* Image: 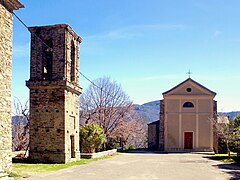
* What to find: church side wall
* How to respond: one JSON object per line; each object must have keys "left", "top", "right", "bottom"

{"left": 159, "top": 100, "right": 164, "bottom": 150}
{"left": 0, "top": 3, "right": 13, "bottom": 172}
{"left": 148, "top": 124, "right": 157, "bottom": 149}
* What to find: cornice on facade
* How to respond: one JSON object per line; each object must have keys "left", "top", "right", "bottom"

{"left": 0, "top": 0, "right": 24, "bottom": 11}
{"left": 29, "top": 24, "right": 83, "bottom": 43}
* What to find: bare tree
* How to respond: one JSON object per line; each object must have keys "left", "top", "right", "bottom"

{"left": 80, "top": 77, "right": 148, "bottom": 149}
{"left": 113, "top": 109, "right": 148, "bottom": 149}
{"left": 12, "top": 98, "right": 29, "bottom": 154}
{"left": 80, "top": 77, "right": 132, "bottom": 138}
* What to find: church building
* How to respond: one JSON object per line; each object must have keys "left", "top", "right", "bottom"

{"left": 148, "top": 78, "right": 217, "bottom": 152}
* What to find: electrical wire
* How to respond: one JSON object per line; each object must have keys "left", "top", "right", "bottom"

{"left": 12, "top": 12, "right": 114, "bottom": 96}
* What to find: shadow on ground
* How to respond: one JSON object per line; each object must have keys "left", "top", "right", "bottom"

{"left": 204, "top": 156, "right": 240, "bottom": 180}
{"left": 213, "top": 163, "right": 240, "bottom": 180}
{"left": 120, "top": 148, "right": 214, "bottom": 155}
{"left": 12, "top": 157, "right": 58, "bottom": 164}
{"left": 120, "top": 148, "right": 167, "bottom": 154}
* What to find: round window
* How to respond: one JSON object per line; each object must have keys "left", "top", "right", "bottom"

{"left": 186, "top": 88, "right": 192, "bottom": 92}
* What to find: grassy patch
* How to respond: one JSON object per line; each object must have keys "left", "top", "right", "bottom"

{"left": 11, "top": 155, "right": 115, "bottom": 179}
{"left": 210, "top": 153, "right": 239, "bottom": 164}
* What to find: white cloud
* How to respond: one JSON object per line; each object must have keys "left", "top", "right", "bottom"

{"left": 12, "top": 43, "right": 30, "bottom": 57}
{"left": 84, "top": 23, "right": 186, "bottom": 40}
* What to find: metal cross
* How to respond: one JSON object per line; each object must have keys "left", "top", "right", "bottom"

{"left": 187, "top": 70, "right": 192, "bottom": 78}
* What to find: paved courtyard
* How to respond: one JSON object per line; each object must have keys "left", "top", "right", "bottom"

{"left": 25, "top": 152, "right": 240, "bottom": 180}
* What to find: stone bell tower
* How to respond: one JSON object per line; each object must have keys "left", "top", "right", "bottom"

{"left": 26, "top": 24, "right": 82, "bottom": 163}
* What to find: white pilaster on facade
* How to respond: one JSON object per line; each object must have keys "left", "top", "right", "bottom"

{"left": 196, "top": 99, "right": 199, "bottom": 148}
{"left": 179, "top": 99, "right": 182, "bottom": 148}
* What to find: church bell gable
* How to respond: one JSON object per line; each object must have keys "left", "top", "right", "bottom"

{"left": 163, "top": 78, "right": 216, "bottom": 97}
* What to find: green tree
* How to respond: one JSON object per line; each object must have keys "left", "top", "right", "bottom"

{"left": 80, "top": 124, "right": 107, "bottom": 153}
{"left": 233, "top": 115, "right": 240, "bottom": 157}
{"left": 212, "top": 116, "right": 234, "bottom": 158}
{"left": 213, "top": 115, "right": 240, "bottom": 158}
{"left": 233, "top": 115, "right": 240, "bottom": 128}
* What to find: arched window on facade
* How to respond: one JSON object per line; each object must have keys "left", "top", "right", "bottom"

{"left": 183, "top": 102, "right": 194, "bottom": 108}
{"left": 70, "top": 40, "right": 75, "bottom": 82}
{"left": 43, "top": 39, "right": 53, "bottom": 80}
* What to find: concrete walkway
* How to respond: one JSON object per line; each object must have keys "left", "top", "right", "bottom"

{"left": 24, "top": 152, "right": 240, "bottom": 180}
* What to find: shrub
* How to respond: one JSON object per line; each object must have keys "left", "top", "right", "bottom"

{"left": 80, "top": 124, "right": 107, "bottom": 153}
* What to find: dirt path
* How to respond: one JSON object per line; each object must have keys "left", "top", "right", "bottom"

{"left": 23, "top": 152, "right": 240, "bottom": 180}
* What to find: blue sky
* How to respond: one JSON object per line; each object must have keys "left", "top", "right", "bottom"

{"left": 12, "top": 0, "right": 240, "bottom": 112}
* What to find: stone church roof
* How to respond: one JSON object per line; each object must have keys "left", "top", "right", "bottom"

{"left": 162, "top": 78, "right": 216, "bottom": 96}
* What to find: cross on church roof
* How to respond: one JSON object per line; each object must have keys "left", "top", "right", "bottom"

{"left": 186, "top": 70, "right": 192, "bottom": 78}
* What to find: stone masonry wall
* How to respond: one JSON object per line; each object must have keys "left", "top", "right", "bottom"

{"left": 0, "top": 3, "right": 13, "bottom": 172}
{"left": 64, "top": 29, "right": 81, "bottom": 162}
{"left": 28, "top": 88, "right": 66, "bottom": 162}
{"left": 64, "top": 89, "right": 80, "bottom": 162}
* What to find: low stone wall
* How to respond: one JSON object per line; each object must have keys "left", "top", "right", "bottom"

{"left": 81, "top": 149, "right": 117, "bottom": 159}
{"left": 12, "top": 151, "right": 29, "bottom": 158}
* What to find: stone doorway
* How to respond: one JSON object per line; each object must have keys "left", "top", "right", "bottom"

{"left": 70, "top": 135, "right": 75, "bottom": 158}
{"left": 184, "top": 132, "right": 193, "bottom": 149}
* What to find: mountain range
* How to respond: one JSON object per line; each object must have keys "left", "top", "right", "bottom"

{"left": 132, "top": 100, "right": 160, "bottom": 123}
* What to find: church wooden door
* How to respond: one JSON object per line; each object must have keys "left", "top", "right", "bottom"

{"left": 184, "top": 132, "right": 193, "bottom": 149}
